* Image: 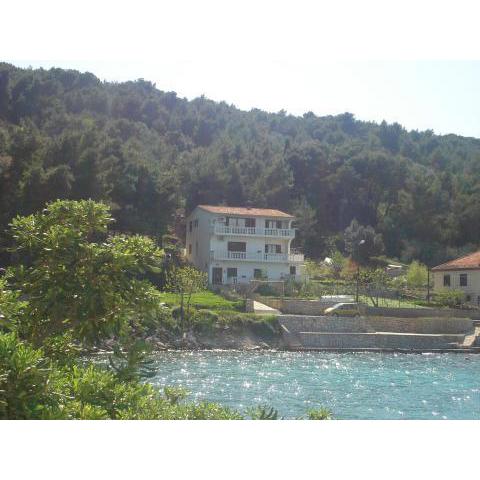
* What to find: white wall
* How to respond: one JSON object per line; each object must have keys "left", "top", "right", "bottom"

{"left": 210, "top": 234, "right": 290, "bottom": 257}
{"left": 185, "top": 207, "right": 212, "bottom": 273}
{"left": 208, "top": 261, "right": 300, "bottom": 284}
{"left": 433, "top": 269, "right": 480, "bottom": 304}
{"left": 185, "top": 207, "right": 303, "bottom": 284}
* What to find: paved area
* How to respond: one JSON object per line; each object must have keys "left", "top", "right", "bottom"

{"left": 253, "top": 300, "right": 281, "bottom": 315}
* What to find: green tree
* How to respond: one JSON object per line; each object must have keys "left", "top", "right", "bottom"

{"left": 406, "top": 261, "right": 428, "bottom": 288}
{"left": 166, "top": 265, "right": 208, "bottom": 328}
{"left": 344, "top": 219, "right": 384, "bottom": 265}
{"left": 359, "top": 268, "right": 391, "bottom": 307}
{"left": 7, "top": 199, "right": 164, "bottom": 346}
{"left": 330, "top": 250, "right": 347, "bottom": 279}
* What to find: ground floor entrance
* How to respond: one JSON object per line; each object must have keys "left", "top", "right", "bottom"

{"left": 212, "top": 267, "right": 223, "bottom": 285}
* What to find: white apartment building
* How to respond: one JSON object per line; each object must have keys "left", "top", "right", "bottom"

{"left": 185, "top": 205, "right": 304, "bottom": 285}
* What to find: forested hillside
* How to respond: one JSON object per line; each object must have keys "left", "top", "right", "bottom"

{"left": 1, "top": 62, "right": 480, "bottom": 265}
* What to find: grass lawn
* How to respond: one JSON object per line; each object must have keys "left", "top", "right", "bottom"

{"left": 359, "top": 295, "right": 427, "bottom": 309}
{"left": 159, "top": 290, "right": 244, "bottom": 311}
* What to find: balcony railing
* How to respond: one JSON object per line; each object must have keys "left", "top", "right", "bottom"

{"left": 213, "top": 225, "right": 295, "bottom": 237}
{"left": 210, "top": 251, "right": 304, "bottom": 263}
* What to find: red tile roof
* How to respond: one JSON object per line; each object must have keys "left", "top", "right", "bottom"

{"left": 432, "top": 251, "right": 480, "bottom": 271}
{"left": 197, "top": 205, "right": 293, "bottom": 218}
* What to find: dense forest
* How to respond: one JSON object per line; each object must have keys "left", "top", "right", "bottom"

{"left": 1, "top": 62, "right": 480, "bottom": 266}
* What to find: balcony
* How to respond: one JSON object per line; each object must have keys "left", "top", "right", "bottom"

{"left": 213, "top": 225, "right": 295, "bottom": 238}
{"left": 210, "top": 251, "right": 304, "bottom": 263}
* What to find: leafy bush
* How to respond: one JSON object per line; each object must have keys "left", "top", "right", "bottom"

{"left": 7, "top": 199, "right": 165, "bottom": 346}
{"left": 406, "top": 261, "right": 428, "bottom": 288}
{"left": 0, "top": 333, "right": 51, "bottom": 419}
{"left": 193, "top": 309, "right": 220, "bottom": 331}
{"left": 255, "top": 283, "right": 281, "bottom": 297}
{"left": 434, "top": 290, "right": 465, "bottom": 308}
{"left": 246, "top": 405, "right": 279, "bottom": 420}
{"left": 307, "top": 408, "right": 333, "bottom": 420}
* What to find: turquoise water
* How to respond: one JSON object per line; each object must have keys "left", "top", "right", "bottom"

{"left": 149, "top": 351, "right": 480, "bottom": 419}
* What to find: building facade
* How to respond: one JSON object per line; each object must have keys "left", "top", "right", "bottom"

{"left": 432, "top": 250, "right": 480, "bottom": 305}
{"left": 185, "top": 205, "right": 304, "bottom": 285}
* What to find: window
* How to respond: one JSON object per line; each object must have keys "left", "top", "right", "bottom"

{"left": 254, "top": 269, "right": 263, "bottom": 279}
{"left": 245, "top": 218, "right": 256, "bottom": 228}
{"left": 227, "top": 268, "right": 237, "bottom": 278}
{"left": 460, "top": 273, "right": 468, "bottom": 286}
{"left": 189, "top": 221, "right": 192, "bottom": 232}
{"left": 226, "top": 217, "right": 239, "bottom": 227}
{"left": 265, "top": 244, "right": 282, "bottom": 254}
{"left": 228, "top": 241, "right": 246, "bottom": 252}
{"left": 195, "top": 241, "right": 198, "bottom": 254}
{"left": 443, "top": 274, "right": 450, "bottom": 287}
{"left": 188, "top": 244, "right": 192, "bottom": 254}
{"left": 290, "top": 266, "right": 296, "bottom": 275}
{"left": 265, "top": 219, "right": 280, "bottom": 229}
{"left": 466, "top": 294, "right": 471, "bottom": 302}
{"left": 194, "top": 219, "right": 198, "bottom": 228}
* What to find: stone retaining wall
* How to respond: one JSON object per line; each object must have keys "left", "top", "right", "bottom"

{"left": 367, "top": 306, "right": 480, "bottom": 319}
{"left": 254, "top": 296, "right": 337, "bottom": 314}
{"left": 278, "top": 315, "right": 479, "bottom": 351}
{"left": 279, "top": 315, "right": 475, "bottom": 335}
{"left": 296, "top": 332, "right": 465, "bottom": 350}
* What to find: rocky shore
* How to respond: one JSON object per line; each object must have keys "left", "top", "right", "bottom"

{"left": 143, "top": 322, "right": 285, "bottom": 351}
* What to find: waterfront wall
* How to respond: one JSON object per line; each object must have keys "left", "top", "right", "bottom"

{"left": 278, "top": 315, "right": 479, "bottom": 351}
{"left": 279, "top": 315, "right": 475, "bottom": 335}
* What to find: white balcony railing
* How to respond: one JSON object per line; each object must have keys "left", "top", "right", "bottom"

{"left": 211, "top": 251, "right": 304, "bottom": 263}
{"left": 213, "top": 225, "right": 295, "bottom": 237}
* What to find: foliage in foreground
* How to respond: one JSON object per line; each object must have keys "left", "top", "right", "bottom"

{"left": 0, "top": 332, "right": 332, "bottom": 420}
{"left": 0, "top": 332, "right": 242, "bottom": 420}
{"left": 0, "top": 200, "right": 331, "bottom": 420}
{"left": 7, "top": 199, "right": 165, "bottom": 346}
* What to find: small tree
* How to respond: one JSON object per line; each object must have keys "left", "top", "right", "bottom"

{"left": 344, "top": 219, "right": 384, "bottom": 265}
{"left": 359, "top": 268, "right": 391, "bottom": 307}
{"left": 330, "top": 250, "right": 347, "bottom": 279}
{"left": 406, "top": 261, "right": 428, "bottom": 288}
{"left": 7, "top": 199, "right": 164, "bottom": 346}
{"left": 166, "top": 266, "right": 207, "bottom": 328}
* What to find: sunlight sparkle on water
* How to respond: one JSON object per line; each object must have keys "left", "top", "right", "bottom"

{"left": 148, "top": 351, "right": 480, "bottom": 419}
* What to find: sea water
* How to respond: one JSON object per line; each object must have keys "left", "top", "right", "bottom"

{"left": 148, "top": 350, "right": 480, "bottom": 419}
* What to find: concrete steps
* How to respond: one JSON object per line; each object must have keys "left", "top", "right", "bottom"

{"left": 252, "top": 300, "right": 281, "bottom": 316}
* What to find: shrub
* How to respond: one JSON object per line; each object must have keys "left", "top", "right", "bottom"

{"left": 193, "top": 309, "right": 219, "bottom": 331}
{"left": 0, "top": 333, "right": 51, "bottom": 419}
{"left": 307, "top": 408, "right": 333, "bottom": 420}
{"left": 255, "top": 283, "right": 281, "bottom": 297}
{"left": 434, "top": 290, "right": 465, "bottom": 308}
{"left": 406, "top": 261, "right": 428, "bottom": 288}
{"left": 246, "top": 405, "right": 279, "bottom": 420}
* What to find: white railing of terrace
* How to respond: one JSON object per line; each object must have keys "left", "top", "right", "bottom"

{"left": 213, "top": 225, "right": 295, "bottom": 237}
{"left": 211, "top": 251, "right": 304, "bottom": 263}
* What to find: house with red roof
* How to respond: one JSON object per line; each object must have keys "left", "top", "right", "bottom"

{"left": 432, "top": 251, "right": 480, "bottom": 304}
{"left": 185, "top": 205, "right": 304, "bottom": 285}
